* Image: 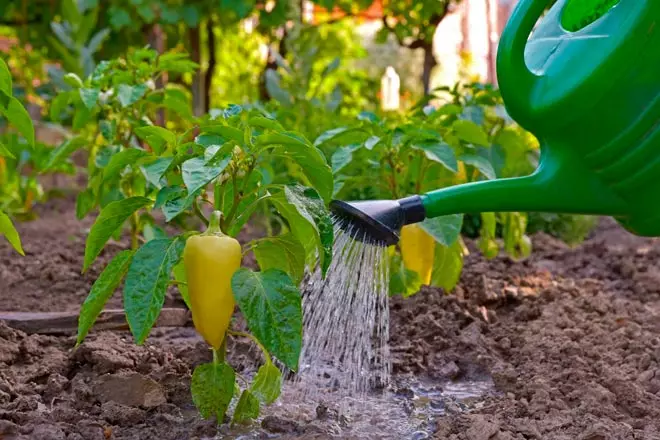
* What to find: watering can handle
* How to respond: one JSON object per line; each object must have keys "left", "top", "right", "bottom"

{"left": 496, "top": 0, "right": 550, "bottom": 127}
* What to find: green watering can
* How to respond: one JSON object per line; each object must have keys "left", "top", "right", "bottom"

{"left": 331, "top": 0, "right": 660, "bottom": 246}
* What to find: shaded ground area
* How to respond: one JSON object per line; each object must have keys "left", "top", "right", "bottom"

{"left": 1, "top": 195, "right": 660, "bottom": 439}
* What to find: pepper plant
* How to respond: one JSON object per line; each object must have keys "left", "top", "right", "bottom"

{"left": 62, "top": 48, "right": 333, "bottom": 425}
{"left": 0, "top": 57, "right": 37, "bottom": 255}
{"left": 315, "top": 82, "right": 537, "bottom": 297}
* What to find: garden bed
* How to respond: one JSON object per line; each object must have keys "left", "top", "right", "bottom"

{"left": 1, "top": 195, "right": 660, "bottom": 439}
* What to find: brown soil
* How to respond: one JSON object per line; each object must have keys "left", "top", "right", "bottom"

{"left": 2, "top": 196, "right": 660, "bottom": 439}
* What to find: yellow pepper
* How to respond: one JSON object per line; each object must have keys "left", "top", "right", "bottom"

{"left": 400, "top": 224, "right": 435, "bottom": 285}
{"left": 183, "top": 211, "right": 242, "bottom": 350}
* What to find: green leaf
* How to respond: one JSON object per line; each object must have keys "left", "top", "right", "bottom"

{"left": 253, "top": 234, "right": 306, "bottom": 285}
{"left": 0, "top": 95, "right": 35, "bottom": 147}
{"left": 452, "top": 120, "right": 490, "bottom": 147}
{"left": 271, "top": 185, "right": 333, "bottom": 276}
{"left": 191, "top": 362, "right": 235, "bottom": 422}
{"left": 172, "top": 260, "right": 190, "bottom": 308}
{"left": 83, "top": 197, "right": 152, "bottom": 272}
{"left": 365, "top": 135, "right": 380, "bottom": 150}
{"left": 99, "top": 119, "right": 117, "bottom": 141}
{"left": 50, "top": 92, "right": 71, "bottom": 121}
{"left": 231, "top": 269, "right": 303, "bottom": 371}
{"left": 77, "top": 250, "right": 134, "bottom": 345}
{"left": 182, "top": 155, "right": 231, "bottom": 196}
{"left": 117, "top": 84, "right": 148, "bottom": 107}
{"left": 195, "top": 133, "right": 226, "bottom": 149}
{"left": 0, "top": 58, "right": 11, "bottom": 97}
{"left": 76, "top": 188, "right": 96, "bottom": 220}
{"left": 260, "top": 133, "right": 333, "bottom": 202}
{"left": 135, "top": 126, "right": 176, "bottom": 147}
{"left": 0, "top": 141, "right": 14, "bottom": 159}
{"left": 250, "top": 361, "right": 282, "bottom": 405}
{"left": 232, "top": 390, "right": 260, "bottom": 425}
{"left": 331, "top": 146, "right": 354, "bottom": 174}
{"left": 154, "top": 186, "right": 192, "bottom": 222}
{"left": 141, "top": 157, "right": 174, "bottom": 188}
{"left": 45, "top": 136, "right": 86, "bottom": 171}
{"left": 104, "top": 149, "right": 148, "bottom": 181}
{"left": 0, "top": 211, "right": 24, "bottom": 256}
{"left": 63, "top": 73, "right": 84, "bottom": 88}
{"left": 389, "top": 254, "right": 421, "bottom": 298}
{"left": 123, "top": 237, "right": 185, "bottom": 344}
{"left": 419, "top": 215, "right": 463, "bottom": 247}
{"left": 430, "top": 240, "right": 464, "bottom": 292}
{"left": 72, "top": 105, "right": 92, "bottom": 130}
{"left": 248, "top": 116, "right": 284, "bottom": 132}
{"left": 460, "top": 154, "right": 496, "bottom": 180}
{"left": 313, "top": 127, "right": 349, "bottom": 147}
{"left": 202, "top": 126, "right": 244, "bottom": 145}
{"left": 412, "top": 141, "right": 458, "bottom": 172}
{"left": 79, "top": 88, "right": 100, "bottom": 109}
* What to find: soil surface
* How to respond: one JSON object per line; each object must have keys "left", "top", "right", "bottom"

{"left": 2, "top": 195, "right": 660, "bottom": 439}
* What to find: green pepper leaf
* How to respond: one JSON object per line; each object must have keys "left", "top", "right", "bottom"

{"left": 181, "top": 155, "right": 231, "bottom": 196}
{"left": 452, "top": 120, "right": 490, "bottom": 147}
{"left": 252, "top": 234, "right": 306, "bottom": 285}
{"left": 0, "top": 141, "right": 15, "bottom": 159}
{"left": 117, "top": 83, "right": 148, "bottom": 107}
{"left": 103, "top": 149, "right": 149, "bottom": 181}
{"left": 460, "top": 154, "right": 496, "bottom": 180}
{"left": 79, "top": 87, "right": 100, "bottom": 109}
{"left": 258, "top": 132, "right": 333, "bottom": 202}
{"left": 76, "top": 188, "right": 96, "bottom": 220}
{"left": 201, "top": 125, "right": 244, "bottom": 145}
{"left": 231, "top": 268, "right": 303, "bottom": 371}
{"left": 248, "top": 115, "right": 284, "bottom": 132}
{"left": 191, "top": 362, "right": 235, "bottom": 422}
{"left": 412, "top": 141, "right": 458, "bottom": 173}
{"left": 250, "top": 361, "right": 282, "bottom": 405}
{"left": 389, "top": 253, "right": 421, "bottom": 298}
{"left": 77, "top": 249, "right": 134, "bottom": 346}
{"left": 0, "top": 211, "right": 24, "bottom": 256}
{"left": 271, "top": 185, "right": 333, "bottom": 277}
{"left": 0, "top": 58, "right": 11, "bottom": 97}
{"left": 0, "top": 95, "right": 35, "bottom": 147}
{"left": 123, "top": 237, "right": 185, "bottom": 344}
{"left": 135, "top": 126, "right": 177, "bottom": 148}
{"left": 154, "top": 186, "right": 193, "bottom": 222}
{"left": 419, "top": 214, "right": 463, "bottom": 247}
{"left": 232, "top": 389, "right": 260, "bottom": 425}
{"left": 141, "top": 157, "right": 174, "bottom": 188}
{"left": 50, "top": 92, "right": 71, "bottom": 121}
{"left": 430, "top": 240, "right": 464, "bottom": 292}
{"left": 83, "top": 197, "right": 152, "bottom": 272}
{"left": 45, "top": 136, "right": 87, "bottom": 171}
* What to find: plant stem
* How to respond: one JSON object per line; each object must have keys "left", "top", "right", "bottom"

{"left": 193, "top": 198, "right": 209, "bottom": 226}
{"left": 213, "top": 337, "right": 226, "bottom": 364}
{"left": 168, "top": 280, "right": 188, "bottom": 287}
{"left": 228, "top": 329, "right": 272, "bottom": 364}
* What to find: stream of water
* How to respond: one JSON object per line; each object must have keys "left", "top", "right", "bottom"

{"left": 294, "top": 220, "right": 392, "bottom": 399}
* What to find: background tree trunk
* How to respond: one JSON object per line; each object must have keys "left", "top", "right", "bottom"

{"left": 204, "top": 20, "right": 217, "bottom": 113}
{"left": 421, "top": 44, "right": 437, "bottom": 95}
{"left": 189, "top": 26, "right": 205, "bottom": 116}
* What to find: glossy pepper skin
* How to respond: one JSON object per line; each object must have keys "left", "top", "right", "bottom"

{"left": 400, "top": 224, "right": 434, "bottom": 285}
{"left": 183, "top": 211, "right": 242, "bottom": 350}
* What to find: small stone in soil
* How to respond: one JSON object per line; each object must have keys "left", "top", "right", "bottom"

{"left": 94, "top": 372, "right": 166, "bottom": 408}
{"left": 411, "top": 431, "right": 429, "bottom": 440}
{"left": 261, "top": 416, "right": 300, "bottom": 434}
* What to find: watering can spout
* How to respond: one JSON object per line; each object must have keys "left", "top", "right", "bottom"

{"left": 330, "top": 145, "right": 629, "bottom": 246}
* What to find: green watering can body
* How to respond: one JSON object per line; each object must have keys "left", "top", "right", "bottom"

{"left": 331, "top": 0, "right": 660, "bottom": 245}
{"left": 421, "top": 0, "right": 660, "bottom": 237}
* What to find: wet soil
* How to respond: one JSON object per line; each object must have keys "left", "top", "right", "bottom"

{"left": 2, "top": 195, "right": 660, "bottom": 439}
